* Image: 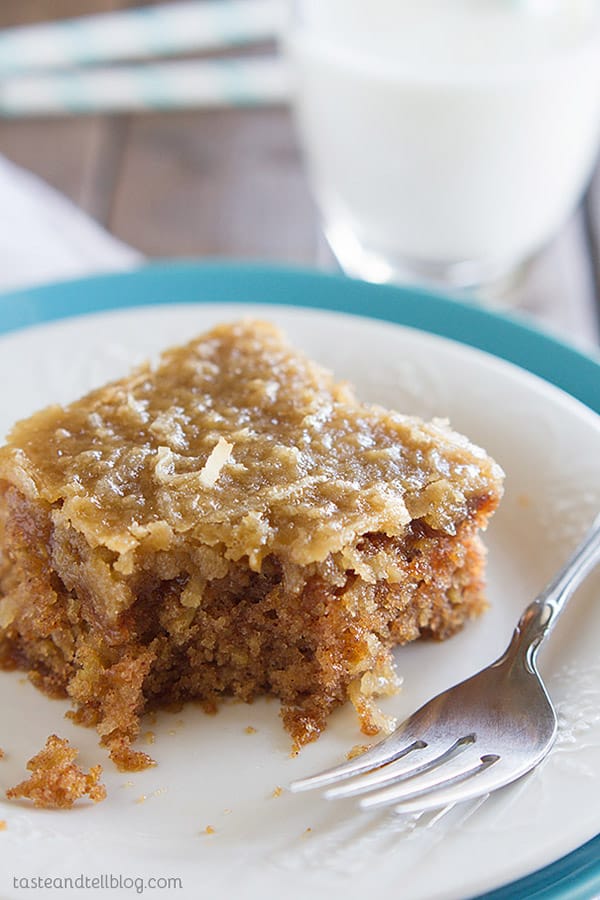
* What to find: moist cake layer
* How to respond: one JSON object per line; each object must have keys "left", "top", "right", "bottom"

{"left": 0, "top": 320, "right": 503, "bottom": 768}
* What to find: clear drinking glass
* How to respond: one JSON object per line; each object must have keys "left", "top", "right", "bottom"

{"left": 286, "top": 0, "right": 600, "bottom": 292}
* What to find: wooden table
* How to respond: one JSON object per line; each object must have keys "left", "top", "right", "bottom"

{"left": 1, "top": 0, "right": 599, "bottom": 349}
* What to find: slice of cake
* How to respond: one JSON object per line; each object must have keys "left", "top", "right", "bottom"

{"left": 0, "top": 320, "right": 503, "bottom": 769}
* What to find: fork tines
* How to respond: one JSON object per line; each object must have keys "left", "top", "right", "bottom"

{"left": 290, "top": 733, "right": 502, "bottom": 813}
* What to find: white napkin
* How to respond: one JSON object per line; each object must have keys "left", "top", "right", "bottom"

{"left": 0, "top": 154, "right": 142, "bottom": 293}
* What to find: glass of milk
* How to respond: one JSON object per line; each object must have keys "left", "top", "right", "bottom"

{"left": 287, "top": 0, "right": 600, "bottom": 291}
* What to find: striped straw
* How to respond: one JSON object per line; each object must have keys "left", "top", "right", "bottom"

{"left": 0, "top": 57, "right": 290, "bottom": 117}
{"left": 0, "top": 0, "right": 285, "bottom": 77}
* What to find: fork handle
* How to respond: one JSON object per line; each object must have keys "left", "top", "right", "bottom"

{"left": 511, "top": 512, "right": 600, "bottom": 666}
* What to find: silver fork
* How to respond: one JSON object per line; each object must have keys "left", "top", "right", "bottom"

{"left": 290, "top": 513, "right": 600, "bottom": 814}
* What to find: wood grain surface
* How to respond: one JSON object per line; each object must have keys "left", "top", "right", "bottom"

{"left": 0, "top": 1, "right": 598, "bottom": 347}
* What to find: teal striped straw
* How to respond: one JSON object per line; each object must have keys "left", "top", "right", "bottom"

{"left": 0, "top": 0, "right": 284, "bottom": 77}
{"left": 0, "top": 58, "right": 290, "bottom": 117}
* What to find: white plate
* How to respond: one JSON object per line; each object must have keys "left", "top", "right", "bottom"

{"left": 1, "top": 303, "right": 599, "bottom": 900}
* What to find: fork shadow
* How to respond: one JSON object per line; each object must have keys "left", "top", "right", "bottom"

{"left": 268, "top": 792, "right": 491, "bottom": 878}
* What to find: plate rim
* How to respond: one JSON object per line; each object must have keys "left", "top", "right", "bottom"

{"left": 1, "top": 259, "right": 599, "bottom": 415}
{"left": 0, "top": 259, "right": 599, "bottom": 900}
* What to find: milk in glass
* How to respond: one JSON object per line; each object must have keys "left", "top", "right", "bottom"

{"left": 288, "top": 0, "right": 600, "bottom": 288}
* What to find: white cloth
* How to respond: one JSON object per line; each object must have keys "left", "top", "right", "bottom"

{"left": 0, "top": 154, "right": 141, "bottom": 293}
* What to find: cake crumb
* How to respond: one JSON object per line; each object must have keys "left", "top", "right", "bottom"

{"left": 122, "top": 781, "right": 134, "bottom": 788}
{"left": 223, "top": 808, "right": 232, "bottom": 815}
{"left": 204, "top": 825, "right": 216, "bottom": 835}
{"left": 6, "top": 735, "right": 106, "bottom": 809}
{"left": 346, "top": 744, "right": 371, "bottom": 760}
{"left": 0, "top": 748, "right": 4, "bottom": 759}
{"left": 136, "top": 795, "right": 147, "bottom": 804}
{"left": 272, "top": 786, "right": 283, "bottom": 798}
{"left": 144, "top": 731, "right": 156, "bottom": 745}
{"left": 0, "top": 820, "right": 6, "bottom": 831}
{"left": 109, "top": 742, "right": 156, "bottom": 772}
{"left": 244, "top": 726, "right": 257, "bottom": 735}
{"left": 302, "top": 827, "right": 312, "bottom": 837}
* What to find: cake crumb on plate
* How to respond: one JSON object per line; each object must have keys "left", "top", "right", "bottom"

{"left": 346, "top": 743, "right": 371, "bottom": 761}
{"left": 6, "top": 735, "right": 106, "bottom": 809}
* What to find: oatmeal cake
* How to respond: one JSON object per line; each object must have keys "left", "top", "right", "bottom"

{"left": 0, "top": 320, "right": 503, "bottom": 768}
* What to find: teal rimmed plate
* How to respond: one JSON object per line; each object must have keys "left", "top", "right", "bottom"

{"left": 0, "top": 262, "right": 598, "bottom": 900}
